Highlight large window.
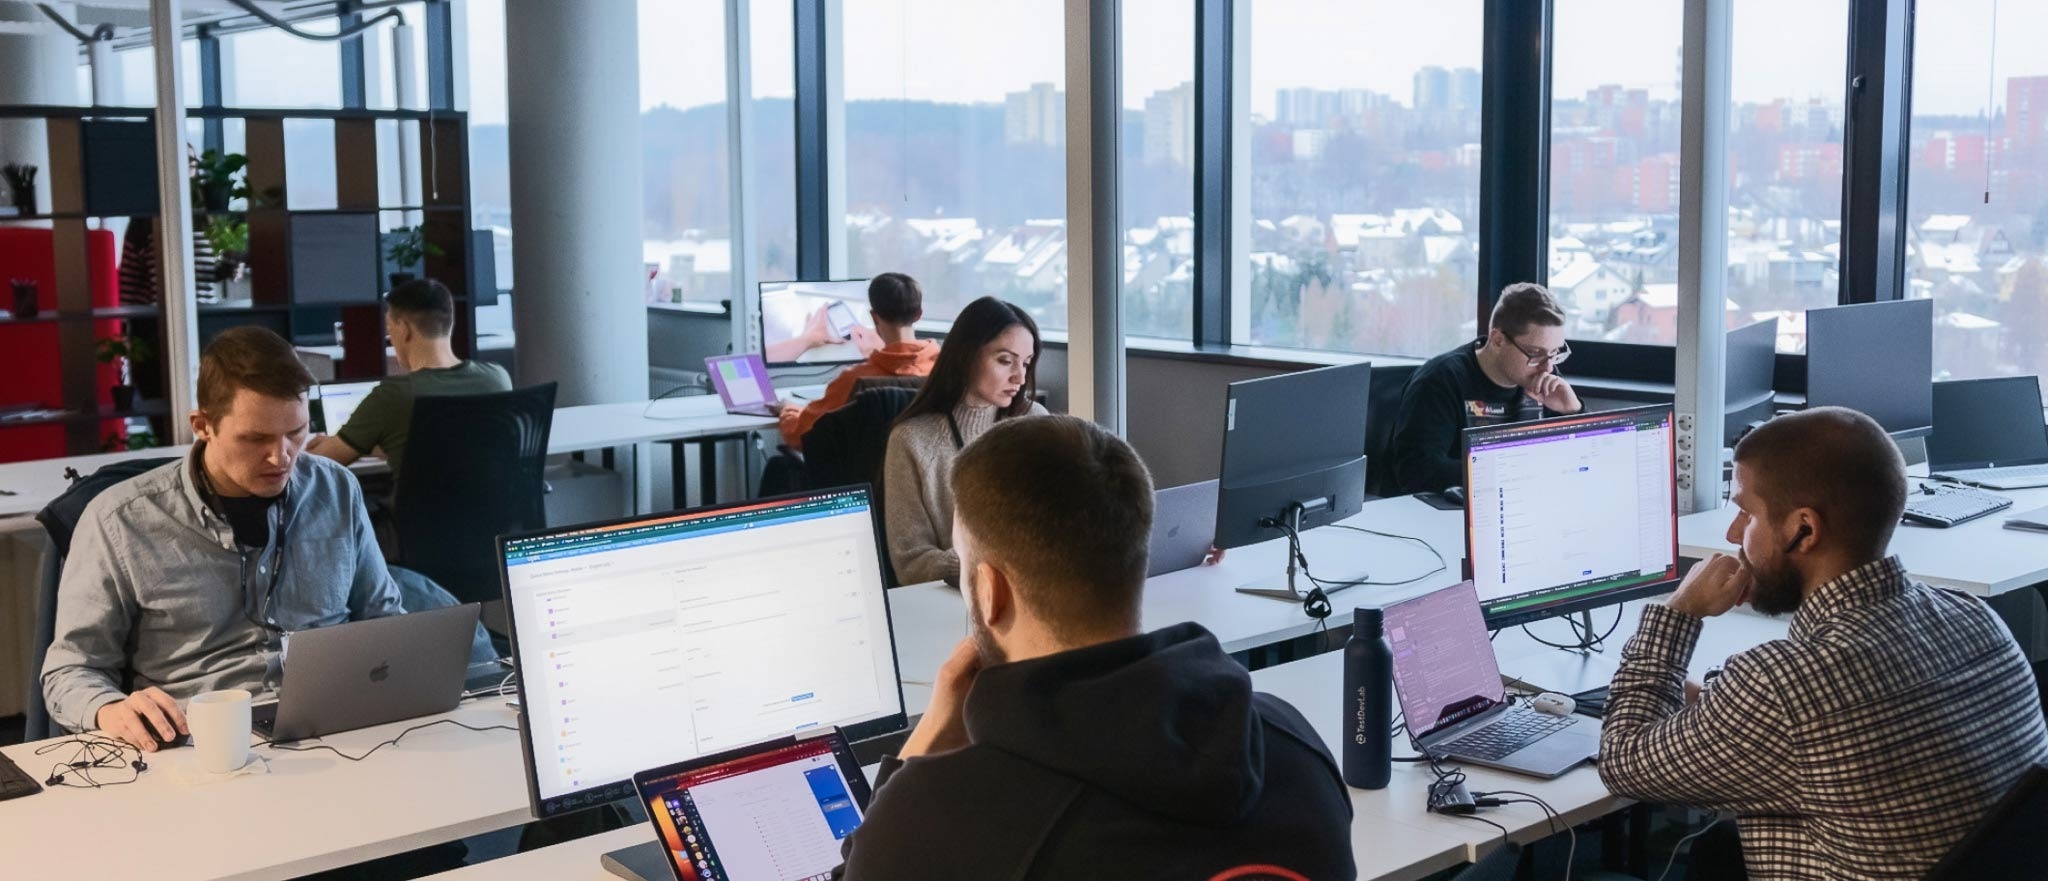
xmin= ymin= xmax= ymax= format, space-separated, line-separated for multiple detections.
xmin=1245 ymin=1 xmax=1482 ymax=358
xmin=840 ymin=0 xmax=1067 ymax=330
xmin=1550 ymin=0 xmax=1845 ymax=352
xmin=1121 ymin=0 xmax=1195 ymax=341
xmin=1908 ymin=0 xmax=2048 ymax=393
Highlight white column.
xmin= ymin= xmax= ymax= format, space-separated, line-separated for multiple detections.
xmin=152 ymin=0 xmax=200 ymax=439
xmin=1676 ymin=0 xmax=1733 ymax=512
xmin=504 ymin=0 xmax=647 ymax=405
xmin=727 ymin=0 xmax=759 ymax=357
xmin=0 ymin=4 xmax=82 ymax=214
xmin=1064 ymin=0 xmax=1125 ymax=432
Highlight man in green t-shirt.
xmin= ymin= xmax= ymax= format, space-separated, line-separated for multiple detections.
xmin=307 ymin=279 xmax=512 ymax=476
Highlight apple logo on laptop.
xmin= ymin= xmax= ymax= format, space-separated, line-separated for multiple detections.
xmin=370 ymin=661 xmax=390 ymax=683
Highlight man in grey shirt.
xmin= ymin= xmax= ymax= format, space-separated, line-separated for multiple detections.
xmin=43 ymin=327 xmax=403 ymax=749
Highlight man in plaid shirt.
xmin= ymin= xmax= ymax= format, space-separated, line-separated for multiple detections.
xmin=1600 ymin=407 xmax=2048 ymax=880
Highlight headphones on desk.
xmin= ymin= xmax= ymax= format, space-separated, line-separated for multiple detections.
xmin=36 ymin=734 xmax=147 ymax=788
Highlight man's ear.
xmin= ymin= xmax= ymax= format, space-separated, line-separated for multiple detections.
xmin=189 ymin=409 xmax=211 ymax=442
xmin=978 ymin=559 xmax=1015 ymax=631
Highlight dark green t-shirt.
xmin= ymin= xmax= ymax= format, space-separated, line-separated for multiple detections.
xmin=335 ymin=360 xmax=513 ymax=476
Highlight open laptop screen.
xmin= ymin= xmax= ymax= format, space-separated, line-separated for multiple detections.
xmin=637 ymin=730 xmax=871 ymax=881
xmin=1386 ymin=581 xmax=1505 ymax=743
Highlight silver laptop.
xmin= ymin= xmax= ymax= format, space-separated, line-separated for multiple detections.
xmin=254 ymin=603 xmax=480 ymax=742
xmin=1148 ymin=480 xmax=1220 ymax=577
xmin=1927 ymin=376 xmax=2048 ymax=490
xmin=1387 ymin=581 xmax=1599 ymax=779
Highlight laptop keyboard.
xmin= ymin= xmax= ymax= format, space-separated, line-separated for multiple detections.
xmin=1441 ymin=707 xmax=1578 ymax=761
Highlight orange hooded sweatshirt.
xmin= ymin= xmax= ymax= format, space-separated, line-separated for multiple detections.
xmin=777 ymin=340 xmax=940 ymax=450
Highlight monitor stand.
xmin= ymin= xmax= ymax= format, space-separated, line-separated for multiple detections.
xmin=601 ymin=841 xmax=667 ymax=881
xmin=1235 ymin=503 xmax=1366 ymax=602
xmin=1499 ymin=646 xmax=1619 ymax=697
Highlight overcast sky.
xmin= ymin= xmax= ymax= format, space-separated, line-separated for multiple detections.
xmin=457 ymin=0 xmax=2042 ymax=127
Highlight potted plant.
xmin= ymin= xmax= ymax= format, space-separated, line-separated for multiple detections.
xmin=385 ymin=225 xmax=444 ymax=289
xmin=192 ymin=150 xmax=249 ymax=213
xmin=208 ymin=214 xmax=250 ymax=287
xmin=103 ymin=429 xmax=158 ymax=452
xmin=95 ymin=333 xmax=154 ymax=412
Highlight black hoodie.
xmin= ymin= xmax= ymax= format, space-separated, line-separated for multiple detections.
xmin=835 ymin=623 xmax=1356 ymax=881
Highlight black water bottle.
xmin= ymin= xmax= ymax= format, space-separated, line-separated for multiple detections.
xmin=1343 ymin=606 xmax=1392 ymax=789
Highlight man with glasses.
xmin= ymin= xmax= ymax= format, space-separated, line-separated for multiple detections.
xmin=1385 ymin=282 xmax=1583 ymax=496
xmin=43 ymin=327 xmax=403 ymax=750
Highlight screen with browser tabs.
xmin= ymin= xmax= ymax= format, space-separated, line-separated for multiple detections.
xmin=1463 ymin=404 xmax=1679 ymax=628
xmin=498 ymin=487 xmax=906 ymax=818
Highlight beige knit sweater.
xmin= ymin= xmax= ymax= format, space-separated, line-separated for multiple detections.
xmin=882 ymin=400 xmax=1048 ymax=586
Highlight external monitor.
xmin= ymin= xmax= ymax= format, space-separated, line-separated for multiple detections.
xmin=1214 ymin=362 xmax=1373 ymax=552
xmin=1926 ymin=376 xmax=2048 ymax=471
xmin=759 ymin=279 xmax=874 ymax=366
xmin=1462 ymin=404 xmax=1679 ymax=629
xmin=497 ymin=486 xmax=908 ymax=819
xmin=1723 ymin=316 xmax=1779 ymax=446
xmin=1804 ymin=298 xmax=1934 ymax=439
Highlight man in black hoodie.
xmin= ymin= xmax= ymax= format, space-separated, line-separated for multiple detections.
xmin=835 ymin=415 xmax=1355 ymax=881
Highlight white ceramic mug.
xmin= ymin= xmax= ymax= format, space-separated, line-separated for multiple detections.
xmin=187 ymin=689 xmax=253 ymax=774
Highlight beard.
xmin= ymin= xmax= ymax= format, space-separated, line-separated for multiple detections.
xmin=1739 ymin=547 xmax=1806 ymax=616
xmin=964 ymin=570 xmax=1007 ymax=667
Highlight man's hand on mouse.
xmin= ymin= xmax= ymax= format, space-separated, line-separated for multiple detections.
xmin=96 ymin=687 xmax=188 ymax=752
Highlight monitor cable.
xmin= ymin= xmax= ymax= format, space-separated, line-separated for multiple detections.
xmin=256 ymin=718 xmax=515 ymax=763
xmin=1262 ymin=517 xmax=1449 ymax=624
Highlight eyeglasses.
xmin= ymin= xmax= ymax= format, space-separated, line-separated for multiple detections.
xmin=1506 ymin=337 xmax=1570 ymax=367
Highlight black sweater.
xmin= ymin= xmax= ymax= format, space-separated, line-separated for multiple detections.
xmin=835 ymin=623 xmax=1355 ymax=881
xmin=1384 ymin=345 xmax=1545 ymax=496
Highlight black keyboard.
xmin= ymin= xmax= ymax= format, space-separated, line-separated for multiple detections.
xmin=0 ymin=750 xmax=41 ymax=801
xmin=1441 ymin=707 xmax=1578 ymax=761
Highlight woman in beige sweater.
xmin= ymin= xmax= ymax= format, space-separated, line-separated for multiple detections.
xmin=883 ymin=297 xmax=1048 ymax=586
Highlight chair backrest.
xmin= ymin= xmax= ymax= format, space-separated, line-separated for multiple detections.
xmin=29 ymin=456 xmax=178 ymax=739
xmin=803 ymin=387 xmax=918 ymax=492
xmin=1364 ymin=363 xmax=1419 ymax=498
xmin=392 ymin=383 xmax=557 ymax=604
xmin=851 ymin=374 xmax=926 ymax=395
xmin=1924 ymin=763 xmax=2048 ymax=880
xmin=804 ymin=387 xmax=918 ymax=587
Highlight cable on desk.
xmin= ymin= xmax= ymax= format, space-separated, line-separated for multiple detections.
xmin=256 ymin=718 xmax=515 ymax=763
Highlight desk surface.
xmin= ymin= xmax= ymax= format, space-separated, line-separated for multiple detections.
xmin=1679 ymin=481 xmax=2048 ymax=596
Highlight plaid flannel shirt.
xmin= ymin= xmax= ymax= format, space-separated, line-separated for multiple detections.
xmin=1600 ymin=556 xmax=2048 ymax=880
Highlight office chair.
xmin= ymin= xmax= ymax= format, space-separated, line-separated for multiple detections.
xmin=802 ymin=386 xmax=919 ymax=586
xmin=850 ymin=374 xmax=926 ymax=395
xmin=1364 ymin=363 xmax=1418 ymax=498
xmin=1922 ymin=763 xmax=2048 ymax=880
xmin=392 ymin=383 xmax=557 ymax=605
xmin=28 ymin=457 xmax=179 ymax=740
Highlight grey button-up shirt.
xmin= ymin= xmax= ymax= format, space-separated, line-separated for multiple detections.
xmin=41 ymin=446 xmax=404 ymax=733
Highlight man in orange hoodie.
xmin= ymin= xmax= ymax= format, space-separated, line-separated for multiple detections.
xmin=777 ymin=272 xmax=939 ymax=450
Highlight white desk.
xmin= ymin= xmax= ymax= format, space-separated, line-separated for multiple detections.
xmin=0 ymin=701 xmax=531 ymax=881
xmin=1679 ymin=482 xmax=2048 ymax=596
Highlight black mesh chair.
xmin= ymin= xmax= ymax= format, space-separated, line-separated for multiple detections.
xmin=1364 ymin=363 xmax=1418 ymax=499
xmin=392 ymin=383 xmax=557 ymax=605
xmin=1923 ymin=763 xmax=2048 ymax=880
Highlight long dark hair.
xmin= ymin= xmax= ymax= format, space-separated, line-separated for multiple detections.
xmin=896 ymin=296 xmax=1041 ymax=425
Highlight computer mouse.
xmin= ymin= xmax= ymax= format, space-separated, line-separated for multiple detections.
xmin=1529 ymin=692 xmax=1577 ymax=717
xmin=151 ymin=725 xmax=189 ymax=750
xmin=1441 ymin=486 xmax=1467 ymax=506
